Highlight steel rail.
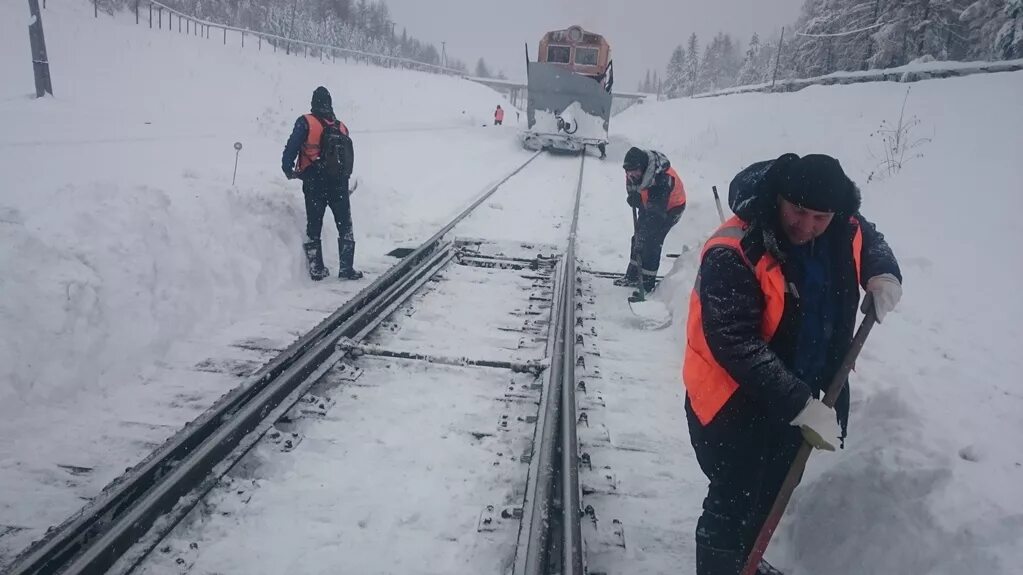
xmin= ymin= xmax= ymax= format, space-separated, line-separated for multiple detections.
xmin=515 ymin=152 xmax=586 ymax=575
xmin=560 ymin=153 xmax=585 ymax=575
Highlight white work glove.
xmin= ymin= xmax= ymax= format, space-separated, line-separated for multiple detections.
xmin=861 ymin=273 xmax=902 ymax=323
xmin=790 ymin=398 xmax=842 ymax=451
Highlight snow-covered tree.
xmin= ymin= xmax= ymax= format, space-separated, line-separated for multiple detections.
xmin=697 ymin=33 xmax=741 ymax=92
xmin=961 ymin=0 xmax=1023 ymax=60
xmin=683 ymin=33 xmax=701 ymax=96
xmin=474 ymin=58 xmax=492 ymax=78
xmin=994 ymin=0 xmax=1023 ymax=59
xmin=736 ymin=32 xmax=765 ymax=86
xmin=664 ymin=45 xmax=687 ymax=97
xmin=143 ymin=0 xmax=455 ymax=71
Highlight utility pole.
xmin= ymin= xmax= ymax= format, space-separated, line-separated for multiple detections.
xmin=27 ymin=0 xmax=53 ymax=97
xmin=441 ymin=41 xmax=447 ymax=68
xmin=771 ymin=27 xmax=784 ymax=89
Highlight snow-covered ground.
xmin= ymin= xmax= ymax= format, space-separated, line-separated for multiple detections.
xmin=612 ymin=71 xmax=1023 ymax=573
xmin=0 ymin=1 xmax=528 ymax=565
xmin=2 ymin=1 xmax=1021 ymax=574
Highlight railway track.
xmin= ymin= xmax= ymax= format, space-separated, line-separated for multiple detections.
xmin=5 ymin=151 xmax=599 ymax=575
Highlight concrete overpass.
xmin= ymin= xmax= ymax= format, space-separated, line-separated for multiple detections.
xmin=463 ymin=76 xmax=651 ymax=115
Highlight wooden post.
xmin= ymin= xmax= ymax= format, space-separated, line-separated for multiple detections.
xmin=27 ymin=0 xmax=53 ymax=97
xmin=223 ymin=27 xmax=226 ymax=45
xmin=157 ymin=6 xmax=161 ymax=29
xmin=135 ymin=0 xmax=139 ymax=24
xmin=94 ymin=0 xmax=98 ymax=18
xmin=771 ymin=27 xmax=785 ymax=89
xmin=148 ymin=3 xmax=152 ymax=28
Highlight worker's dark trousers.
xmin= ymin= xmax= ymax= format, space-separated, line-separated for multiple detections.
xmin=627 ymin=205 xmax=684 ymax=291
xmin=303 ymin=176 xmax=352 ymax=243
xmin=686 ymin=394 xmax=804 ymax=574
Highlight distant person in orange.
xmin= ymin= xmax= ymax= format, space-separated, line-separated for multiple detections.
xmin=494 ymin=105 xmax=505 ymax=126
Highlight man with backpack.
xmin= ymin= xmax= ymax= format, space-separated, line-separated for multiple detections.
xmin=282 ymin=86 xmax=362 ymax=281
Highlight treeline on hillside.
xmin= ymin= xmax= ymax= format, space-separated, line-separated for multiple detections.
xmin=97 ymin=0 xmax=470 ymax=72
xmin=643 ymin=0 xmax=1022 ymax=96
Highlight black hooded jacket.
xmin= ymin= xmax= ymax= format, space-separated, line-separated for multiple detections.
xmin=281 ymin=88 xmax=354 ymax=185
xmin=696 ymin=156 xmax=902 ymax=433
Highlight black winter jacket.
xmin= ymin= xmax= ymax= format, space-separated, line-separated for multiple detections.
xmin=626 ymin=149 xmax=683 ymax=217
xmin=697 ymin=158 xmax=901 ymax=433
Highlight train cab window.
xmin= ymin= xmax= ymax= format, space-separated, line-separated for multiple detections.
xmin=547 ymin=45 xmax=571 ymax=64
xmin=574 ymin=47 xmax=599 ymax=66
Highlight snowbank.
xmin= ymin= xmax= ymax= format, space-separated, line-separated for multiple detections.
xmin=613 ymin=71 xmax=1023 ymax=573
xmin=0 ymin=2 xmax=529 ymax=561
xmin=0 ymin=0 xmax=522 ymax=410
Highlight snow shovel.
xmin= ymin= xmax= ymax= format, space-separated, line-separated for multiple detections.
xmin=627 ymin=206 xmax=672 ymax=329
xmin=739 ymin=307 xmax=879 ymax=575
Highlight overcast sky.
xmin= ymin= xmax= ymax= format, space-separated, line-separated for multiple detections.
xmin=384 ymin=0 xmax=804 ymax=88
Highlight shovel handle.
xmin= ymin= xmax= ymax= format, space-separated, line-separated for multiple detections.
xmin=740 ymin=309 xmax=878 ymax=575
xmin=712 ymin=185 xmax=726 ymax=224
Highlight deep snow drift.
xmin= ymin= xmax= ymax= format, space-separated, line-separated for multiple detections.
xmin=610 ymin=71 xmax=1023 ymax=574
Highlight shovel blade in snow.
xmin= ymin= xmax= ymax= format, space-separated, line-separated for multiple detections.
xmin=627 ymin=298 xmax=672 ymax=330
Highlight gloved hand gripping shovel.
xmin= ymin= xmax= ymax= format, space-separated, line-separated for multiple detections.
xmin=739 ymin=306 xmax=879 ymax=575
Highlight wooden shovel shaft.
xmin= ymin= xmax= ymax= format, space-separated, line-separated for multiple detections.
xmin=739 ymin=310 xmax=878 ymax=575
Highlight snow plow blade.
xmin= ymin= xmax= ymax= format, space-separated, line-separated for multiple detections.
xmin=523 ymin=61 xmax=611 ymax=152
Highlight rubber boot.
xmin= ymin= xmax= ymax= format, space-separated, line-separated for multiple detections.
xmin=613 ymin=261 xmax=640 ymax=287
xmin=338 ymin=238 xmax=364 ymax=280
xmin=303 ymin=239 xmax=330 ymax=281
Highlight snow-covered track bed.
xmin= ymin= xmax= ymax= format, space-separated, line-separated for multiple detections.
xmin=3 ymin=153 xmax=558 ymax=575
xmin=124 ymin=157 xmax=590 ymax=575
xmin=130 ymin=238 xmax=564 ymax=575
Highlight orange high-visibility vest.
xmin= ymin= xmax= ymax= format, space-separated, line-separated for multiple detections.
xmin=297 ymin=114 xmax=350 ymax=173
xmin=682 ymin=214 xmax=863 ymax=425
xmin=640 ymin=167 xmax=687 ymax=210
